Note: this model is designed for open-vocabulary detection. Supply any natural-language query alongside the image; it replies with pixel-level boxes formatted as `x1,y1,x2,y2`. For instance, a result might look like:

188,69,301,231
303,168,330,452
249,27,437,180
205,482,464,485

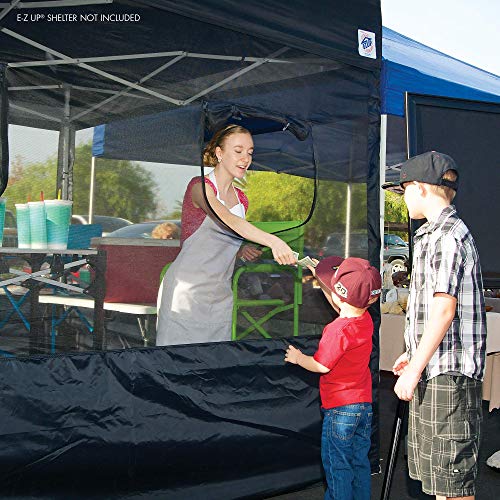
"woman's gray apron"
156,171,245,345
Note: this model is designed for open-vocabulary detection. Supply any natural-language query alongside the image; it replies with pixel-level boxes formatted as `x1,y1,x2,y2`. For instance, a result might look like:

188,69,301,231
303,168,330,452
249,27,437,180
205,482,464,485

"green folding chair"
159,262,172,283
232,221,304,340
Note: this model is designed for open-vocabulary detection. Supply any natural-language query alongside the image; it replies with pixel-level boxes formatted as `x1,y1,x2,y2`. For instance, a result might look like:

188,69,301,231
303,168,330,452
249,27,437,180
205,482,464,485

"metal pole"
380,399,408,500
379,114,388,269
89,156,95,223
57,85,72,200
68,123,75,201
345,182,352,257
345,126,356,258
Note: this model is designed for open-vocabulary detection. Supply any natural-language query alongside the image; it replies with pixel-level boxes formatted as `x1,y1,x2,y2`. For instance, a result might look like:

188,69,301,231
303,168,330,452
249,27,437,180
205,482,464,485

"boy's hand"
393,352,420,401
392,352,409,376
284,345,302,364
306,258,320,277
394,367,421,401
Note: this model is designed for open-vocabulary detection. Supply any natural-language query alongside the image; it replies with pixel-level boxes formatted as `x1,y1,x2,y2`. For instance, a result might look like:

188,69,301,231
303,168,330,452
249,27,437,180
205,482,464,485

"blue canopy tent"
379,27,500,288
381,26,500,172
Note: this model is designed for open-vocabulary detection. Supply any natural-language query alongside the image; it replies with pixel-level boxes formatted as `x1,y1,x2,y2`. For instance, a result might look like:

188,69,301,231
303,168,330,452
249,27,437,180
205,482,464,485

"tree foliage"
384,191,408,223
5,143,158,222
242,172,367,249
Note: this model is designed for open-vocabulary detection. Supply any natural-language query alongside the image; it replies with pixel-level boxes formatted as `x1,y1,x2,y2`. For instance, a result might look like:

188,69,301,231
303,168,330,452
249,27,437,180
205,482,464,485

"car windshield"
324,232,368,258
93,216,132,232
106,220,181,239
385,234,407,246
106,224,156,238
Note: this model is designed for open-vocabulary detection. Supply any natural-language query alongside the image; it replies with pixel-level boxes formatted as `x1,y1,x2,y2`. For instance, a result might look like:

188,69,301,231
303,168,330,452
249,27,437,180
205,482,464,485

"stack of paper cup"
15,203,31,248
28,201,47,249
45,200,73,250
0,198,6,247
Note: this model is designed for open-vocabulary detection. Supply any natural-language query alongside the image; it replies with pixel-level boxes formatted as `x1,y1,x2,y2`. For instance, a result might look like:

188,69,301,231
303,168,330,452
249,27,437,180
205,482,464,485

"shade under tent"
0,2,383,498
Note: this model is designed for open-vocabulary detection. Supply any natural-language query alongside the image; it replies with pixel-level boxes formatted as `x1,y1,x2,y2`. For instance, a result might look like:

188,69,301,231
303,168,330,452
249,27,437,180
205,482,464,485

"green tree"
384,191,408,223
242,172,367,250
73,143,157,221
5,143,158,222
4,155,56,207
384,191,408,239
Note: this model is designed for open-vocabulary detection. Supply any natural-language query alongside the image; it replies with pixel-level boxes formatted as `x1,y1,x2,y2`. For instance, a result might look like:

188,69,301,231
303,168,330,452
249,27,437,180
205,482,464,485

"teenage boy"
383,151,487,500
285,256,381,500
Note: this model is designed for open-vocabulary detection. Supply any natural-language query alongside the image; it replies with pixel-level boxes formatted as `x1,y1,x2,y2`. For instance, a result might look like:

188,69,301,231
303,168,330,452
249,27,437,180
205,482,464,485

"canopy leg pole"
89,156,96,223
345,128,356,257
380,399,408,500
379,114,387,268
345,182,352,257
57,85,74,201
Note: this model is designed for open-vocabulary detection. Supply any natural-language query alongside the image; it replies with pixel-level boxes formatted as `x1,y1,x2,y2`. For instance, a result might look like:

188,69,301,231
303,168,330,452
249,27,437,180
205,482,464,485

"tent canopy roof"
0,0,381,131
382,26,500,116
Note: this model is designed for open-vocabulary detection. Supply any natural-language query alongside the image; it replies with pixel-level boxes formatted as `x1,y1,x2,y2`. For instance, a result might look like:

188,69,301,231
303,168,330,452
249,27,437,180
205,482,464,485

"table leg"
89,249,106,350
28,255,46,355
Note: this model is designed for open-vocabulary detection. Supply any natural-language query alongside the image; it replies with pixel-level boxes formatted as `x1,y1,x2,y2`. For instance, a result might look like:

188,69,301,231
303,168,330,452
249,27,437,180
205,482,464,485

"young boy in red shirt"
285,256,381,500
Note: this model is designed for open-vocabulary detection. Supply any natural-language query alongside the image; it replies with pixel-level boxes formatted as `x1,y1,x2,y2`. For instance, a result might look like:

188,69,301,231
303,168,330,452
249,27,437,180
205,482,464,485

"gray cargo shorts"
407,374,482,497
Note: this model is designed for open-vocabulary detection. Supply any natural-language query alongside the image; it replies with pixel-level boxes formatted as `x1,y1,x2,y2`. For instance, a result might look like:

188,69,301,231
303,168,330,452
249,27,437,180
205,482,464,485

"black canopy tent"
0,1,382,497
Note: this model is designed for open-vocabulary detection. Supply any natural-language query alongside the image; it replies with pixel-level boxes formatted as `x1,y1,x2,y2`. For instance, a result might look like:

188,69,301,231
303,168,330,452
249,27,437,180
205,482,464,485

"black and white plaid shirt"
405,205,487,381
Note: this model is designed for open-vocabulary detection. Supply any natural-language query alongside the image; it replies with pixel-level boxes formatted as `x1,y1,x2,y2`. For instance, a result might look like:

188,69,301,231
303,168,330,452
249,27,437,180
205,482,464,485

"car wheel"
390,259,407,275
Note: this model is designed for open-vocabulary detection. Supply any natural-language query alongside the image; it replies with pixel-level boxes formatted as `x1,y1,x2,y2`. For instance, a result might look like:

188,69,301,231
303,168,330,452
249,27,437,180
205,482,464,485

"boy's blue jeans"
321,403,372,500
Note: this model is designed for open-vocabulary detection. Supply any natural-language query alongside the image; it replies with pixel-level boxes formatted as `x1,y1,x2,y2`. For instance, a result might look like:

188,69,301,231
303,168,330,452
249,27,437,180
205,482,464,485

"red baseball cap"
316,256,382,308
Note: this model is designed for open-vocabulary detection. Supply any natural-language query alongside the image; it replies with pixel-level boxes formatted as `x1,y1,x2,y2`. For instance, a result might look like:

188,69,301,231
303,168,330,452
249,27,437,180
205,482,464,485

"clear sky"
381,0,500,76
7,1,500,215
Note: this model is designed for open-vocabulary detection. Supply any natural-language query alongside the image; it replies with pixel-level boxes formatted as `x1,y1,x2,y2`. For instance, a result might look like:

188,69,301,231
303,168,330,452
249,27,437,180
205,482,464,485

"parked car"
383,233,409,275
104,220,181,239
71,215,133,236
319,232,409,274
384,234,408,248
319,232,369,260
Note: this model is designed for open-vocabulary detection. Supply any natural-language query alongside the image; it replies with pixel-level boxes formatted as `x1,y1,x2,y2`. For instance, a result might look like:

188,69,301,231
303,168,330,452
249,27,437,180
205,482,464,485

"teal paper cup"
0,198,6,247
28,201,48,249
45,200,73,250
15,203,31,248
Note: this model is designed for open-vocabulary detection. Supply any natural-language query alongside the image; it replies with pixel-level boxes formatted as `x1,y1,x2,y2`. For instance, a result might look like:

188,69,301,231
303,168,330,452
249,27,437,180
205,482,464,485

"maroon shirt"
313,311,373,409
180,177,249,244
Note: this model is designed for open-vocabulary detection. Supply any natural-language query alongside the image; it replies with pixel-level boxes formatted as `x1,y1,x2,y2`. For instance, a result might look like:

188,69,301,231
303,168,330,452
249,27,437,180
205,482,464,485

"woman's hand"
284,345,302,364
270,237,297,266
238,245,262,262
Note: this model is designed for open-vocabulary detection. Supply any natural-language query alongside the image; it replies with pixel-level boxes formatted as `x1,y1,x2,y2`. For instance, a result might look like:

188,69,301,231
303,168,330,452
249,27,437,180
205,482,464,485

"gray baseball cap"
382,151,459,194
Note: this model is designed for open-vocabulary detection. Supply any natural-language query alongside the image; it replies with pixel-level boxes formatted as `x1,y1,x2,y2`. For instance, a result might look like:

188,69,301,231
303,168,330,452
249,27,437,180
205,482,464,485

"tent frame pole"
4,30,299,116
9,84,150,100
1,28,183,106
379,114,387,268
72,54,187,122
0,1,112,9
89,156,95,223
345,182,352,257
183,47,289,105
10,103,61,123
345,126,360,257
10,51,293,69
0,0,21,22
57,85,74,201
